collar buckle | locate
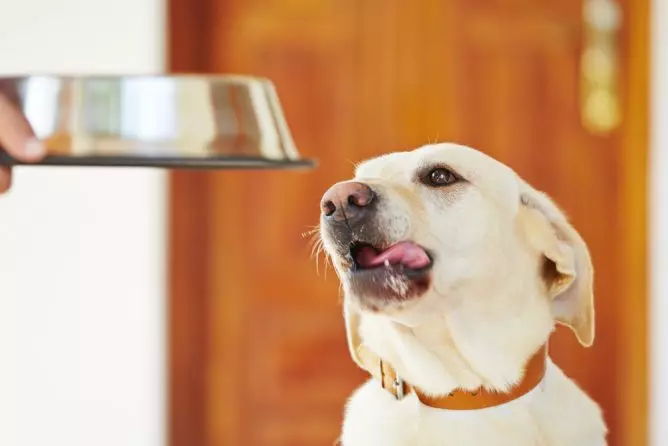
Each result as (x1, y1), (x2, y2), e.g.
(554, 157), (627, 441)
(393, 376), (405, 400)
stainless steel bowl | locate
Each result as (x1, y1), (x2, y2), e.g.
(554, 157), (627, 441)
(0, 75), (315, 169)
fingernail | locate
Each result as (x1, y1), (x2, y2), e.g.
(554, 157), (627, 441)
(24, 139), (45, 158)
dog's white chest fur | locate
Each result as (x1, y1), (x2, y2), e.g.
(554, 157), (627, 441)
(340, 361), (606, 446)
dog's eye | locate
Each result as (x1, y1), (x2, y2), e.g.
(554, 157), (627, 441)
(425, 167), (458, 187)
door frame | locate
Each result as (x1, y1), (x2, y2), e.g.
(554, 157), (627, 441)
(649, 0), (667, 444)
(620, 0), (649, 444)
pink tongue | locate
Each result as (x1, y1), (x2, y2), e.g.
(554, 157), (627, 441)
(356, 242), (431, 269)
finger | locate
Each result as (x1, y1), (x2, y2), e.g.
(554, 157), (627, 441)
(0, 94), (44, 161)
(0, 166), (12, 193)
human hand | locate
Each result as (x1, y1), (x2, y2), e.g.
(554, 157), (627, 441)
(0, 94), (45, 192)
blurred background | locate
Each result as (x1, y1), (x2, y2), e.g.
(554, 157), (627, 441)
(0, 0), (664, 445)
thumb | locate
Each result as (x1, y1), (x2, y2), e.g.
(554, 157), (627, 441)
(0, 94), (44, 161)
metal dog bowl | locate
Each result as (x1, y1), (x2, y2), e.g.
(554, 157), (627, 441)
(0, 74), (315, 169)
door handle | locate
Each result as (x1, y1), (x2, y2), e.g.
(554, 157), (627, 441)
(580, 0), (622, 135)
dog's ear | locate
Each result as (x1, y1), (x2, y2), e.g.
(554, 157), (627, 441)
(518, 182), (595, 347)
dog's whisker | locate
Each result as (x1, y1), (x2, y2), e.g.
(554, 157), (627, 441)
(301, 225), (321, 239)
(308, 234), (321, 255)
(307, 230), (335, 278)
(311, 237), (325, 276)
(323, 251), (334, 279)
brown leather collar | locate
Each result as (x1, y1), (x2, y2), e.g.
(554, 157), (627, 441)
(367, 344), (548, 410)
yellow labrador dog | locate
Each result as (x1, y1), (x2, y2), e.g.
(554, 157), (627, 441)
(318, 144), (607, 446)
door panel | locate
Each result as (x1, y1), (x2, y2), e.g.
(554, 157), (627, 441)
(168, 0), (648, 445)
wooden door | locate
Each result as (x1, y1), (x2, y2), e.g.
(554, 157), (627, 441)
(168, 1), (649, 445)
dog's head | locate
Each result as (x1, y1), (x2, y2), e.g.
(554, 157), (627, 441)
(319, 144), (594, 371)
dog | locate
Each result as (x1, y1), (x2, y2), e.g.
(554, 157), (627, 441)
(317, 143), (607, 446)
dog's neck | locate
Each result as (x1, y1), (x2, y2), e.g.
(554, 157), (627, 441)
(357, 301), (553, 399)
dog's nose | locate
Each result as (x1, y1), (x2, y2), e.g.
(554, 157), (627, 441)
(320, 181), (376, 225)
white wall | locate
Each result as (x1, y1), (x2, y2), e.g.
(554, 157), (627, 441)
(651, 0), (668, 444)
(0, 1), (167, 446)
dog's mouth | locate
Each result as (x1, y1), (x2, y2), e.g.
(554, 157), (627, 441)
(349, 241), (434, 276)
(344, 241), (433, 308)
